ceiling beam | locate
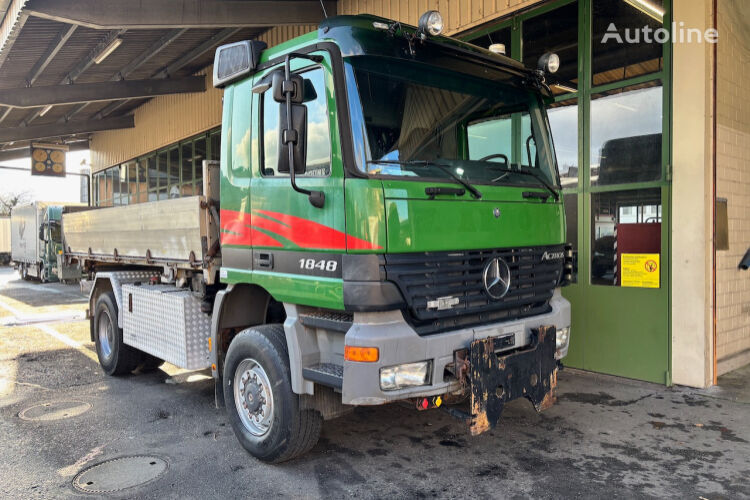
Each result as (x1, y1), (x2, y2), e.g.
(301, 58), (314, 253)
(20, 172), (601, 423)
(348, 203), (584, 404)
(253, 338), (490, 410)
(154, 28), (239, 79)
(25, 0), (335, 29)
(25, 24), (77, 87)
(61, 28), (188, 122)
(0, 115), (134, 142)
(0, 76), (205, 108)
(0, 23), (78, 126)
(96, 27), (239, 119)
(116, 28), (187, 81)
(21, 28), (127, 126)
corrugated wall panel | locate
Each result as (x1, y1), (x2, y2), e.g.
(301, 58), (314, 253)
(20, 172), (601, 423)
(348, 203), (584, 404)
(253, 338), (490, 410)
(339, 0), (541, 34)
(90, 67), (222, 172)
(90, 0), (542, 171)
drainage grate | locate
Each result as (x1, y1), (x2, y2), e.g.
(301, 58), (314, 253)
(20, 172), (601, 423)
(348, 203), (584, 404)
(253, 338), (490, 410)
(18, 401), (91, 421)
(72, 456), (168, 494)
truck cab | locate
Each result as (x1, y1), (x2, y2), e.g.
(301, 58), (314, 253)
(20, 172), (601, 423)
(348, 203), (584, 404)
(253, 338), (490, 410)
(213, 14), (571, 456)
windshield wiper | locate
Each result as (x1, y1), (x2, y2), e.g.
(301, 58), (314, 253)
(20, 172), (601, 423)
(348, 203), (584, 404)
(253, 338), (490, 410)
(492, 167), (559, 201)
(367, 160), (483, 199)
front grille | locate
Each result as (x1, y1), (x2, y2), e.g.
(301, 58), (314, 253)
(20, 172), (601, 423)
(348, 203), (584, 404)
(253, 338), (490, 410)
(383, 245), (565, 335)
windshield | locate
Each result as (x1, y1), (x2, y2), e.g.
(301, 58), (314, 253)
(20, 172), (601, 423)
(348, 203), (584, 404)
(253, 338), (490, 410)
(345, 58), (560, 190)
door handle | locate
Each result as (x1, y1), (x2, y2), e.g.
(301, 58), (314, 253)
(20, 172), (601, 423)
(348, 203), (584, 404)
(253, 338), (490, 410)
(255, 252), (273, 270)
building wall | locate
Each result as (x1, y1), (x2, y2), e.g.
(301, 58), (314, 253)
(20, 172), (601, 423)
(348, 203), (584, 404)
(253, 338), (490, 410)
(715, 0), (750, 375)
(90, 66), (223, 173)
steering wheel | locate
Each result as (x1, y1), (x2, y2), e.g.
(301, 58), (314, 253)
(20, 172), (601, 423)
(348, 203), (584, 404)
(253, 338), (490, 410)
(479, 153), (509, 164)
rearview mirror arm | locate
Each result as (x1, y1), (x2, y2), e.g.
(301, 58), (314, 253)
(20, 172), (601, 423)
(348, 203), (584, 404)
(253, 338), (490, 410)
(282, 54), (325, 208)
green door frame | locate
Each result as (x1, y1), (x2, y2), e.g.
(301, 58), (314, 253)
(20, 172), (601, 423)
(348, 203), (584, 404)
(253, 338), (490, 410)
(462, 0), (673, 384)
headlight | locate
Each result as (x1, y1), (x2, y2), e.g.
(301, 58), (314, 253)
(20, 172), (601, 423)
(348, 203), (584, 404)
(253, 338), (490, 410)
(418, 10), (444, 37)
(380, 361), (432, 391)
(555, 327), (570, 360)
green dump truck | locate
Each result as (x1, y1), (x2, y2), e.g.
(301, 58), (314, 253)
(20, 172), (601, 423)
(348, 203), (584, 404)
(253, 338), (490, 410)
(64, 12), (573, 463)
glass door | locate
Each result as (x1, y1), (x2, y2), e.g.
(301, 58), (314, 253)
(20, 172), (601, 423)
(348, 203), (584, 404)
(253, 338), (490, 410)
(467, 0), (672, 383)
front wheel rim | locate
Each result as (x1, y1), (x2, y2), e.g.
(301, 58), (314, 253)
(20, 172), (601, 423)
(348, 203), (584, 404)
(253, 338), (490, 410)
(97, 310), (114, 361)
(233, 358), (274, 437)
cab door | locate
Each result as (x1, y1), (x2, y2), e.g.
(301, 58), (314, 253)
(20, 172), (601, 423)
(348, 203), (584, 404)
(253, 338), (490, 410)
(248, 52), (346, 309)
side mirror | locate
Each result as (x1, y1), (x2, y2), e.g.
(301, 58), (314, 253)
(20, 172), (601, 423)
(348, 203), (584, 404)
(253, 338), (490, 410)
(272, 72), (304, 104)
(277, 102), (307, 174)
(273, 53), (325, 208)
(38, 223), (46, 241)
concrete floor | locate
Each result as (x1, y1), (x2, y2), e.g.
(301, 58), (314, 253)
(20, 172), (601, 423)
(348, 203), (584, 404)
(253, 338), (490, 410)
(0, 267), (748, 499)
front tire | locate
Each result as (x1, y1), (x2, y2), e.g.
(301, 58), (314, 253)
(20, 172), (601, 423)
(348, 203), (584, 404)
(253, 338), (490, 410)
(93, 292), (141, 376)
(223, 324), (322, 463)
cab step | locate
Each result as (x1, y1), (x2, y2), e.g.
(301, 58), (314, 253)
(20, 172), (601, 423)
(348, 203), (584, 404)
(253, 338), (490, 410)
(298, 311), (353, 333)
(302, 363), (343, 389)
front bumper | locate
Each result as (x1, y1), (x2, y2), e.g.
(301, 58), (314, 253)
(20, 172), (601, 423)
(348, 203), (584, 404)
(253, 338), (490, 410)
(341, 289), (570, 405)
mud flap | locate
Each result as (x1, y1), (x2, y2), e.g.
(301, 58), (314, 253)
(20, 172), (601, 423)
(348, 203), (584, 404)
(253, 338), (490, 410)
(469, 325), (558, 435)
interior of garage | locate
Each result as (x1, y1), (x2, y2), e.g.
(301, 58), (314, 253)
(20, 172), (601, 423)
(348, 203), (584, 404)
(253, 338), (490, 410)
(0, 0), (747, 389)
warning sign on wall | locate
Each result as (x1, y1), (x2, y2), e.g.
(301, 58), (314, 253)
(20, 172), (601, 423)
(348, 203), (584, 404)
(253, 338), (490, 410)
(620, 253), (660, 288)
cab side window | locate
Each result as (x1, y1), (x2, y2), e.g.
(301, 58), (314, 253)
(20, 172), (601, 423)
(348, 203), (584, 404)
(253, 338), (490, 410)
(261, 67), (331, 177)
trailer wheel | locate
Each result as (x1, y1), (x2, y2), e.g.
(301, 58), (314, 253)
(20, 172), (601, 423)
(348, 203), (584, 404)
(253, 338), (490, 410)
(223, 324), (322, 463)
(93, 291), (141, 376)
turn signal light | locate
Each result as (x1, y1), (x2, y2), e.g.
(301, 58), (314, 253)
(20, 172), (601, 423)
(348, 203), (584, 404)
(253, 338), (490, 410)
(345, 346), (379, 362)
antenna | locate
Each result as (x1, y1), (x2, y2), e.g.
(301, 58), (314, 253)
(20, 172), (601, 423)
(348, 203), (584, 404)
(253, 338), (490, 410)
(319, 0), (328, 18)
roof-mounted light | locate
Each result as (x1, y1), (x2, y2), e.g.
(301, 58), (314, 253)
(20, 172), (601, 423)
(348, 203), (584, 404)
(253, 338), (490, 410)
(213, 40), (267, 88)
(418, 10), (444, 38)
(537, 52), (560, 74)
(488, 43), (506, 55)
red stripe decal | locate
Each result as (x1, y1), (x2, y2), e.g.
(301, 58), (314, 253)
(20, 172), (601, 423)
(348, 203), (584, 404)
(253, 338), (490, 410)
(250, 228), (283, 248)
(253, 210), (345, 249)
(255, 209), (382, 250)
(220, 208), (381, 250)
(220, 209), (252, 246)
(220, 209), (283, 248)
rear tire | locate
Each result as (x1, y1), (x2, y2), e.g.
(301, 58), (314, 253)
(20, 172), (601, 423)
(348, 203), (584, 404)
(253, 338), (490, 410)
(223, 324), (322, 463)
(93, 291), (141, 376)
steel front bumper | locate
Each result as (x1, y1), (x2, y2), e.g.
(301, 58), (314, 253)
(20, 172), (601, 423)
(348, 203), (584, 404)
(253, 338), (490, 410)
(341, 290), (570, 408)
(465, 325), (558, 435)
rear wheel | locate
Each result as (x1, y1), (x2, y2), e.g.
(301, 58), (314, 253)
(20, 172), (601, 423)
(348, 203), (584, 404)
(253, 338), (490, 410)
(20, 264), (28, 280)
(223, 324), (322, 463)
(93, 292), (141, 375)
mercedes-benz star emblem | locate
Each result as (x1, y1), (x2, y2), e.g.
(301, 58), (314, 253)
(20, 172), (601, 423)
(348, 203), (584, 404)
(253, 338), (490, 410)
(483, 257), (511, 299)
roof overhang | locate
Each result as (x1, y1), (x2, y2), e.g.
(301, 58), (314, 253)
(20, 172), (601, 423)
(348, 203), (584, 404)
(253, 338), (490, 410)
(0, 0), (334, 159)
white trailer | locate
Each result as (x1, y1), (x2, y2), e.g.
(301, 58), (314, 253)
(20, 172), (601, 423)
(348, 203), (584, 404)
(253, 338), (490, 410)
(10, 202), (45, 279)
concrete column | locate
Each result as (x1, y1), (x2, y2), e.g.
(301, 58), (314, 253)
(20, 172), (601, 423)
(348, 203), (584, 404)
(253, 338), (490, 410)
(671, 0), (715, 387)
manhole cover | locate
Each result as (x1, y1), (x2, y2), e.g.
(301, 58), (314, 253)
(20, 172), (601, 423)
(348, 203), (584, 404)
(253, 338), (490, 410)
(18, 401), (91, 421)
(72, 456), (168, 493)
